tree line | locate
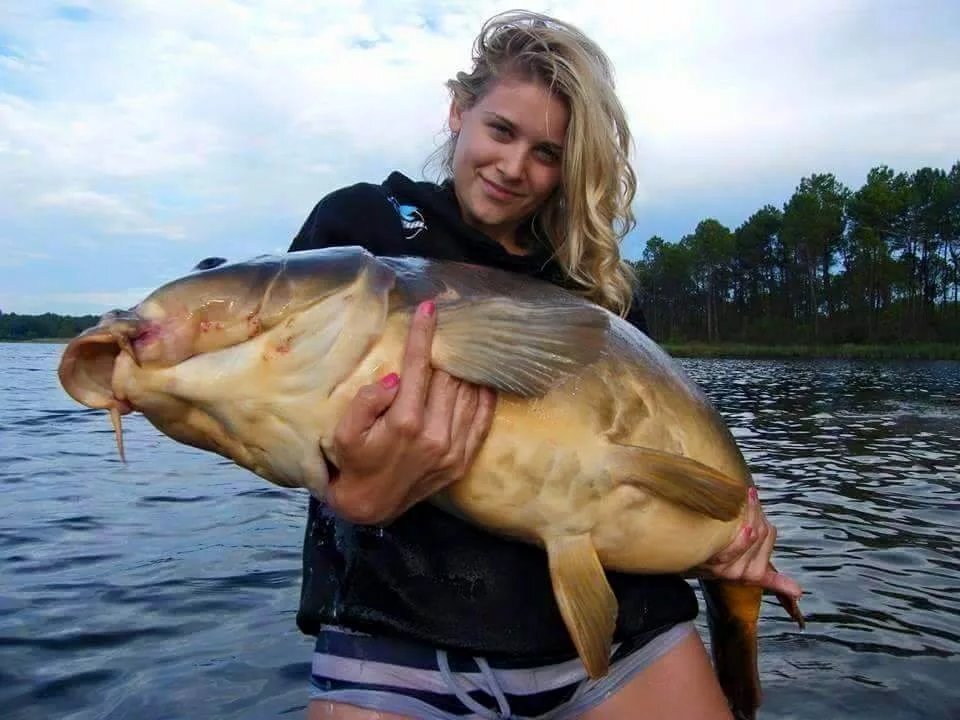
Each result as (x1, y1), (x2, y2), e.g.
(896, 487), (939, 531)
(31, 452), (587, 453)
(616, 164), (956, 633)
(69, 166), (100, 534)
(0, 312), (98, 341)
(633, 162), (960, 344)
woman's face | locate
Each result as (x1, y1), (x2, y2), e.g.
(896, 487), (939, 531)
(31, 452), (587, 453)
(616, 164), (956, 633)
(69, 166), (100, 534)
(449, 76), (568, 252)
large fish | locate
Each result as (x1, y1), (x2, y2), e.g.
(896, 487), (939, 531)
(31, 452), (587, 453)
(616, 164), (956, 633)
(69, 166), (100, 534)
(57, 247), (803, 719)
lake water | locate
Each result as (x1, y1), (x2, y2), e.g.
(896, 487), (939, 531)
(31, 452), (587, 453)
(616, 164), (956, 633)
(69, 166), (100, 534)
(1, 343), (958, 719)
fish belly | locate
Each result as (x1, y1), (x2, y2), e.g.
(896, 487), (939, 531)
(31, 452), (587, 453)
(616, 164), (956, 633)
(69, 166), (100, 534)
(444, 393), (742, 574)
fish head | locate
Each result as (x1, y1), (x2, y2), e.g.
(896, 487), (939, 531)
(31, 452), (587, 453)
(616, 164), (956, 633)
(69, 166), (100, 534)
(57, 246), (395, 489)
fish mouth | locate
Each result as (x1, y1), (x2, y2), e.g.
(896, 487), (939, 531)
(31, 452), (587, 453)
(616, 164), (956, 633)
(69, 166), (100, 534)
(58, 309), (148, 460)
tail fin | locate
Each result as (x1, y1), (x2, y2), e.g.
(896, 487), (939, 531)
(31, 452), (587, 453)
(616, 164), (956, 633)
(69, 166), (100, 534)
(701, 579), (763, 720)
(701, 568), (805, 720)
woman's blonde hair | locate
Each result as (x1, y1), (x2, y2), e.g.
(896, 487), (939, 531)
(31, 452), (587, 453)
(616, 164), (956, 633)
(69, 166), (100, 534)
(433, 10), (637, 316)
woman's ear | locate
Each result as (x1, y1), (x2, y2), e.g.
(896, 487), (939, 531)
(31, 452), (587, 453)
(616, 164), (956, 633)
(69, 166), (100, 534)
(448, 99), (463, 132)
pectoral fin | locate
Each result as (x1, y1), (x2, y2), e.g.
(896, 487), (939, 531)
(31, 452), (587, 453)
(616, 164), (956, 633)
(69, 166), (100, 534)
(432, 298), (609, 397)
(610, 445), (747, 521)
(545, 534), (618, 679)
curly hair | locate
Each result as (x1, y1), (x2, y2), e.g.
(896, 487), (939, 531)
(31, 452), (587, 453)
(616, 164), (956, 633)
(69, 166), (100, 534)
(430, 10), (638, 315)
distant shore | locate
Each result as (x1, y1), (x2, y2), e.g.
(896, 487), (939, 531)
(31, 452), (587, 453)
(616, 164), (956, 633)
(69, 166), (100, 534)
(663, 342), (960, 360)
(5, 337), (959, 360)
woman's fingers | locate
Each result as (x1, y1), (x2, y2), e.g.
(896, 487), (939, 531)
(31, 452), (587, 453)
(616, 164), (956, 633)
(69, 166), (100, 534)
(326, 300), (502, 523)
(460, 386), (497, 472)
(708, 524), (758, 566)
(445, 383), (495, 476)
(702, 487), (762, 565)
(333, 373), (401, 449)
(741, 516), (777, 581)
(445, 381), (478, 458)
(389, 300), (437, 435)
(421, 370), (461, 459)
(761, 567), (803, 598)
(695, 487), (803, 597)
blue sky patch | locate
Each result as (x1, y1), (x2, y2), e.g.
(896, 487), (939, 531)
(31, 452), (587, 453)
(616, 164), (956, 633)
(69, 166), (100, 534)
(0, 34), (24, 60)
(56, 5), (94, 23)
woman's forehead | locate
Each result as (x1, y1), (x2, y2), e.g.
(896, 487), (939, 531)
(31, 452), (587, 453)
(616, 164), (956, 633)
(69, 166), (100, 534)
(476, 77), (568, 141)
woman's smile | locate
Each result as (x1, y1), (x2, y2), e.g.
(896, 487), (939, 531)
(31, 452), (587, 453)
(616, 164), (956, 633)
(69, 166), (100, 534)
(479, 174), (523, 202)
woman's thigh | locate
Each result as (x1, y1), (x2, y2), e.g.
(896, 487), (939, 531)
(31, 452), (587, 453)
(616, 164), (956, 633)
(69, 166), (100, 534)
(579, 631), (733, 720)
(307, 700), (413, 720)
(305, 627), (731, 720)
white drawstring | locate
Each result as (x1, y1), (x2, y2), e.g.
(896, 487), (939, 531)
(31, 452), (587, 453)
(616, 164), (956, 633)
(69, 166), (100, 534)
(436, 649), (513, 719)
(475, 655), (512, 717)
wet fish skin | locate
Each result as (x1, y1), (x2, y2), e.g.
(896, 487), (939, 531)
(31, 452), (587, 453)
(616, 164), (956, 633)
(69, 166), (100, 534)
(58, 246), (803, 719)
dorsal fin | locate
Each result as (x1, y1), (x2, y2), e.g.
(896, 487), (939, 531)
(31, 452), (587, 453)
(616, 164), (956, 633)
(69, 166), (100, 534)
(192, 257), (229, 271)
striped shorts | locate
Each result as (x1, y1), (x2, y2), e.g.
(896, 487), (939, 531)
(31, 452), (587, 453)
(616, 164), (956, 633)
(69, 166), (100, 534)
(308, 621), (695, 719)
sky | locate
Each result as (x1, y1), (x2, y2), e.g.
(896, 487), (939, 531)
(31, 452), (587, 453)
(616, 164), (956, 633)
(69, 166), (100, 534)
(1, 1), (958, 315)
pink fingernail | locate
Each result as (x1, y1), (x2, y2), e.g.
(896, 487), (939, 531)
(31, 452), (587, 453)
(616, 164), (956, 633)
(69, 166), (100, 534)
(748, 487), (758, 504)
(743, 526), (754, 540)
(419, 300), (436, 317)
(380, 373), (399, 389)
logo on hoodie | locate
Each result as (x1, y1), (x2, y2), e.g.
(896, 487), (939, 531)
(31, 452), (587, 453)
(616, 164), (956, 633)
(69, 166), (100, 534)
(387, 195), (426, 240)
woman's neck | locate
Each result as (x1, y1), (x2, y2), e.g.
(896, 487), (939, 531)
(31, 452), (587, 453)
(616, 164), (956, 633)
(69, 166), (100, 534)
(495, 233), (531, 256)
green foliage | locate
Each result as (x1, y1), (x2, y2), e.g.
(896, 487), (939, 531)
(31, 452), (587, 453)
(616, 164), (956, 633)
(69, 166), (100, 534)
(0, 312), (99, 341)
(664, 342), (960, 360)
(636, 162), (960, 347)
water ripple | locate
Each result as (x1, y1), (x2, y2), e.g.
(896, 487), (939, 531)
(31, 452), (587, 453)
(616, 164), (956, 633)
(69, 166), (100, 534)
(1, 345), (958, 719)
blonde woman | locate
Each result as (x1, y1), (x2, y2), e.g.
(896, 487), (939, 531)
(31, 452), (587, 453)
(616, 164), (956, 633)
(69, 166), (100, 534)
(290, 11), (800, 719)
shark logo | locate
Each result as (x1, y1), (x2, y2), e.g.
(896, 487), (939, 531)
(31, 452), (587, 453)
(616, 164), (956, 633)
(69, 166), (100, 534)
(388, 195), (427, 240)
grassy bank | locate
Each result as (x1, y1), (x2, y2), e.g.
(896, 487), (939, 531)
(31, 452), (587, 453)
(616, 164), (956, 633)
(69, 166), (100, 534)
(663, 342), (960, 360)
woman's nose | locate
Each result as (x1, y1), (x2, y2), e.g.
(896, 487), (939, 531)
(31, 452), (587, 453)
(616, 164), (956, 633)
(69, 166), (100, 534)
(496, 146), (525, 180)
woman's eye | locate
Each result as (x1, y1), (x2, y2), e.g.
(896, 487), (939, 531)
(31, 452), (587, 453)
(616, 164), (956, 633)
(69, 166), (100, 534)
(490, 123), (511, 138)
(536, 147), (560, 163)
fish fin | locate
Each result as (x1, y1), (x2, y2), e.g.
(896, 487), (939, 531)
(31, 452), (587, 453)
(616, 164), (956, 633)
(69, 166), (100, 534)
(192, 256), (229, 271)
(545, 534), (618, 680)
(432, 298), (609, 397)
(609, 445), (746, 521)
(701, 579), (763, 720)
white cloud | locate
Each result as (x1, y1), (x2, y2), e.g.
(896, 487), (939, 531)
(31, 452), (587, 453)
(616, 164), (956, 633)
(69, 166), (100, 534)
(34, 188), (186, 238)
(0, 247), (52, 268)
(0, 288), (154, 315)
(0, 55), (32, 72)
(4, 1), (955, 203)
(0, 0), (957, 313)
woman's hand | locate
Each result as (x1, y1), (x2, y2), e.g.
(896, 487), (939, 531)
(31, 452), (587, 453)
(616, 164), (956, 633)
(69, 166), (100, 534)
(693, 487), (803, 599)
(324, 300), (498, 525)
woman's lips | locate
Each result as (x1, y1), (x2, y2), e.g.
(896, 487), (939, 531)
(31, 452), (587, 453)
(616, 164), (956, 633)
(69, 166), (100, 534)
(480, 176), (521, 202)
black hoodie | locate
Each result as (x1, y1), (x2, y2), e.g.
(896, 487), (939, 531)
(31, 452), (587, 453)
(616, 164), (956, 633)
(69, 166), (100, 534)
(288, 171), (697, 658)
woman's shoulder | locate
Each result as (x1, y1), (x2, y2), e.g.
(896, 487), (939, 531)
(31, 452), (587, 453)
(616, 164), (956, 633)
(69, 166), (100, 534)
(290, 177), (406, 254)
(314, 179), (398, 216)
